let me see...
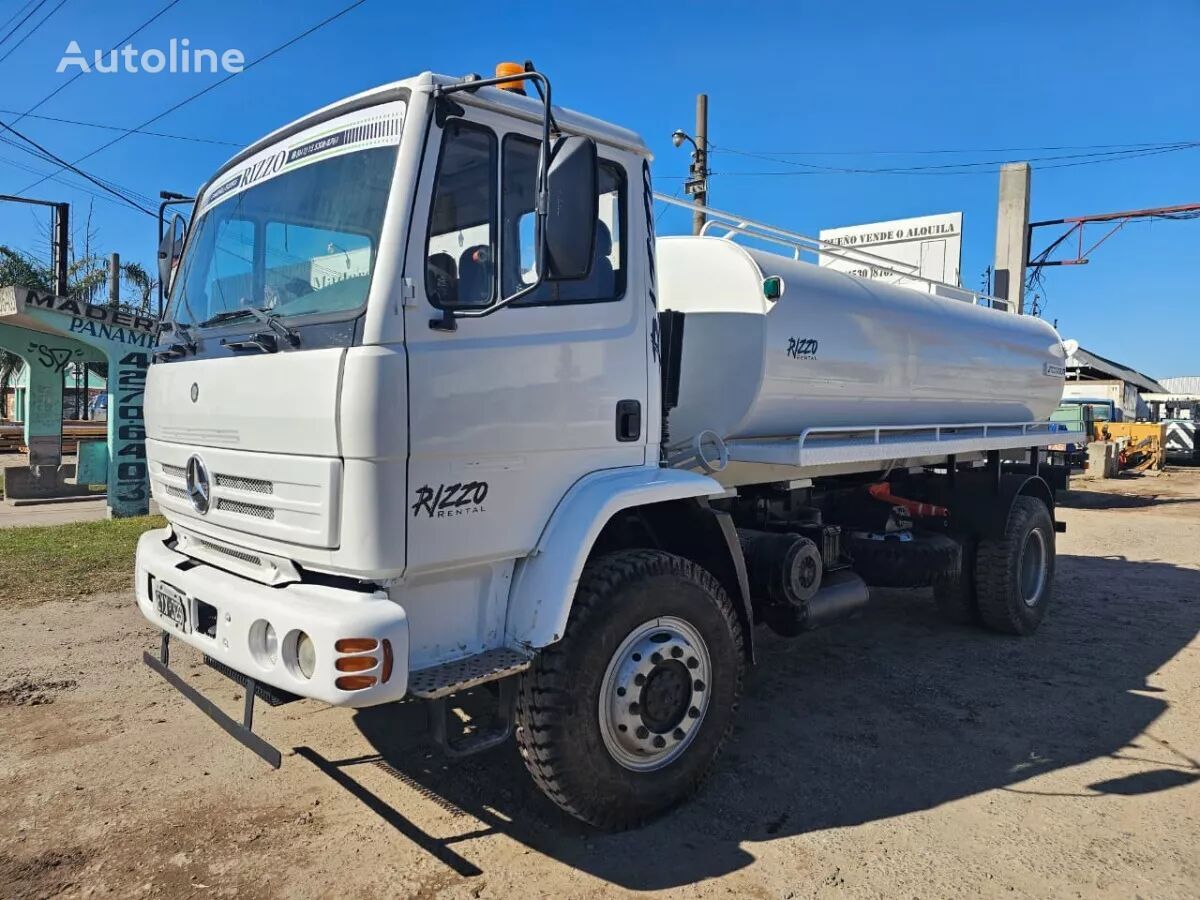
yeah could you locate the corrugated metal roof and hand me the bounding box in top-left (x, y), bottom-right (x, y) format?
top-left (1161, 376), bottom-right (1200, 394)
top-left (1065, 347), bottom-right (1165, 393)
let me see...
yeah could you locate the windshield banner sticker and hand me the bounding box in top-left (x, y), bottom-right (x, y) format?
top-left (199, 101), bottom-right (405, 216)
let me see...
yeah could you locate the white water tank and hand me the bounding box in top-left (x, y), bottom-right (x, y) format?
top-left (658, 237), bottom-right (1068, 445)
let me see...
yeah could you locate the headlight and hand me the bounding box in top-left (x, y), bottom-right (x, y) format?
top-left (296, 632), bottom-right (315, 679)
top-left (249, 619), bottom-right (278, 667)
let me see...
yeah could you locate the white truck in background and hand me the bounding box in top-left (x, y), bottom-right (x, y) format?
top-left (136, 64), bottom-right (1082, 828)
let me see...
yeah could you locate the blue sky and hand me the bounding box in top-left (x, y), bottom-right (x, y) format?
top-left (0, 0), bottom-right (1196, 377)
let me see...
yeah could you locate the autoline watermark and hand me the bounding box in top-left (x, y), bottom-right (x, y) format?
top-left (57, 39), bottom-right (244, 74)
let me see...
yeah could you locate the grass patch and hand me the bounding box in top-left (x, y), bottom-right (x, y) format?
top-left (0, 515), bottom-right (165, 606)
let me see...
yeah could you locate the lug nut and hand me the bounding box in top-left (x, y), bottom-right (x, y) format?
top-left (688, 706), bottom-right (700, 718)
top-left (653, 735), bottom-right (666, 749)
top-left (671, 646), bottom-right (683, 658)
top-left (694, 679), bottom-right (705, 692)
top-left (651, 651), bottom-right (663, 664)
top-left (634, 673), bottom-right (646, 686)
top-left (673, 728), bottom-right (685, 740)
top-left (629, 702), bottom-right (640, 714)
top-left (687, 657), bottom-right (699, 669)
top-left (636, 726), bottom-right (649, 739)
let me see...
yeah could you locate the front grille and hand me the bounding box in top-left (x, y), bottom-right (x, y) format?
top-left (164, 484), bottom-right (188, 501)
top-left (195, 536), bottom-right (263, 567)
top-left (215, 497), bottom-right (275, 520)
top-left (215, 473), bottom-right (273, 495)
top-left (161, 463), bottom-right (185, 479)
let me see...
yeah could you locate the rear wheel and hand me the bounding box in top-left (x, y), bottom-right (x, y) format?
top-left (975, 496), bottom-right (1055, 635)
top-left (514, 549), bottom-right (744, 829)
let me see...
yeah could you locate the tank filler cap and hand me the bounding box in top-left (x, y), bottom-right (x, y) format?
top-left (1061, 338), bottom-right (1079, 358)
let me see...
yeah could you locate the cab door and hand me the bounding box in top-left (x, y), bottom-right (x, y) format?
top-left (402, 105), bottom-right (649, 576)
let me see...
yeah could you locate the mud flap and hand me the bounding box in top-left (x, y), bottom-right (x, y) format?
top-left (142, 631), bottom-right (283, 768)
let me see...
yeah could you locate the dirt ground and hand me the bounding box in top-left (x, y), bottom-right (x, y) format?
top-left (2, 470), bottom-right (1198, 899)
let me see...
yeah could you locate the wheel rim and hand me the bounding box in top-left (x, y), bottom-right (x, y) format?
top-left (598, 616), bottom-right (712, 772)
top-left (1018, 528), bottom-right (1048, 608)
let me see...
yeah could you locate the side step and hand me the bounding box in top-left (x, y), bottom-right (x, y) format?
top-left (411, 648), bottom-right (534, 759)
top-left (408, 647), bottom-right (533, 700)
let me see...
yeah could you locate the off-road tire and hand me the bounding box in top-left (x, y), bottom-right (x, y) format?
top-left (847, 531), bottom-right (960, 588)
top-left (514, 549), bottom-right (744, 830)
top-left (975, 496), bottom-right (1055, 636)
top-left (932, 536), bottom-right (980, 625)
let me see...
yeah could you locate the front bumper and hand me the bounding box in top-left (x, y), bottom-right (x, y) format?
top-left (135, 527), bottom-right (409, 707)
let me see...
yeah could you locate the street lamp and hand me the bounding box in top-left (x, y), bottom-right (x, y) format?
top-left (670, 125), bottom-right (708, 235)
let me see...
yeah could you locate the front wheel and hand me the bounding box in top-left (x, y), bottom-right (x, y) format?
top-left (514, 549), bottom-right (744, 829)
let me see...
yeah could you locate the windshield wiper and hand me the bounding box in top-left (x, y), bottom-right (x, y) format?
top-left (200, 306), bottom-right (300, 347)
top-left (156, 320), bottom-right (198, 359)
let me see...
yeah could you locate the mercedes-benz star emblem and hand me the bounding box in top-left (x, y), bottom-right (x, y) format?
top-left (185, 455), bottom-right (211, 515)
top-left (190, 383), bottom-right (199, 403)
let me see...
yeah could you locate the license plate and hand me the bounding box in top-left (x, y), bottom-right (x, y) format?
top-left (154, 581), bottom-right (189, 632)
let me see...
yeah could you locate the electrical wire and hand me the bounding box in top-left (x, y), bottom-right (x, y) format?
top-left (0, 133), bottom-right (158, 208)
top-left (0, 0), bottom-right (47, 50)
top-left (709, 142), bottom-right (1200, 176)
top-left (0, 0), bottom-right (39, 36)
top-left (0, 0), bottom-right (66, 64)
top-left (14, 0), bottom-right (370, 197)
top-left (0, 120), bottom-right (155, 214)
top-left (7, 0), bottom-right (184, 126)
top-left (0, 108), bottom-right (242, 146)
top-left (714, 140), bottom-right (1199, 157)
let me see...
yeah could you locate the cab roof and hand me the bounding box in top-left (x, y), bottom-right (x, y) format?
top-left (209, 70), bottom-right (650, 187)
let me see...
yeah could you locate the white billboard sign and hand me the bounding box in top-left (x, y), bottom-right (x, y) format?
top-left (819, 212), bottom-right (963, 292)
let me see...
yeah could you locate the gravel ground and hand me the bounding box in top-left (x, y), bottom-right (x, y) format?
top-left (1, 469), bottom-right (1198, 899)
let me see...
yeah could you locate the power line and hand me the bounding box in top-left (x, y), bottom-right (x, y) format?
top-left (0, 0), bottom-right (66, 64)
top-left (8, 0), bottom-right (184, 126)
top-left (0, 132), bottom-right (158, 208)
top-left (706, 143), bottom-right (1200, 178)
top-left (0, 119), bottom-right (155, 214)
top-left (14, 0), bottom-right (370, 197)
top-left (712, 140), bottom-right (1199, 158)
top-left (0, 0), bottom-right (47, 50)
top-left (0, 108), bottom-right (242, 146)
top-left (0, 1), bottom-right (40, 36)
top-left (711, 142), bottom-right (1200, 175)
top-left (0, 148), bottom-right (153, 214)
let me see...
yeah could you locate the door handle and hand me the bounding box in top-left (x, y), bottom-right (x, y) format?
top-left (616, 400), bottom-right (641, 442)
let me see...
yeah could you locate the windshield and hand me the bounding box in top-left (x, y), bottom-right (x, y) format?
top-left (168, 129), bottom-right (400, 330)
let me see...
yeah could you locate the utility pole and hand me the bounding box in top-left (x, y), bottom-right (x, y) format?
top-left (692, 93), bottom-right (708, 236)
top-left (993, 162), bottom-right (1031, 313)
top-left (108, 252), bottom-right (120, 309)
top-left (52, 202), bottom-right (68, 296)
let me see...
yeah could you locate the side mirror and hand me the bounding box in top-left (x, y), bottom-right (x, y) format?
top-left (543, 135), bottom-right (598, 281)
top-left (158, 213), bottom-right (187, 295)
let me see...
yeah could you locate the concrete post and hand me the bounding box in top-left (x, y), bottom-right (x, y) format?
top-left (993, 162), bottom-right (1031, 314)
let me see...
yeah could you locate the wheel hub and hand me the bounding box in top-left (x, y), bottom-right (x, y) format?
top-left (1019, 527), bottom-right (1048, 608)
top-left (599, 617), bottom-right (712, 771)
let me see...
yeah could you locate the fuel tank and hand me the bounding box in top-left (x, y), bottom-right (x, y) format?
top-left (657, 237), bottom-right (1068, 445)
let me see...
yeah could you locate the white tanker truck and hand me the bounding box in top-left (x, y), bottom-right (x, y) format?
top-left (137, 64), bottom-right (1082, 828)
